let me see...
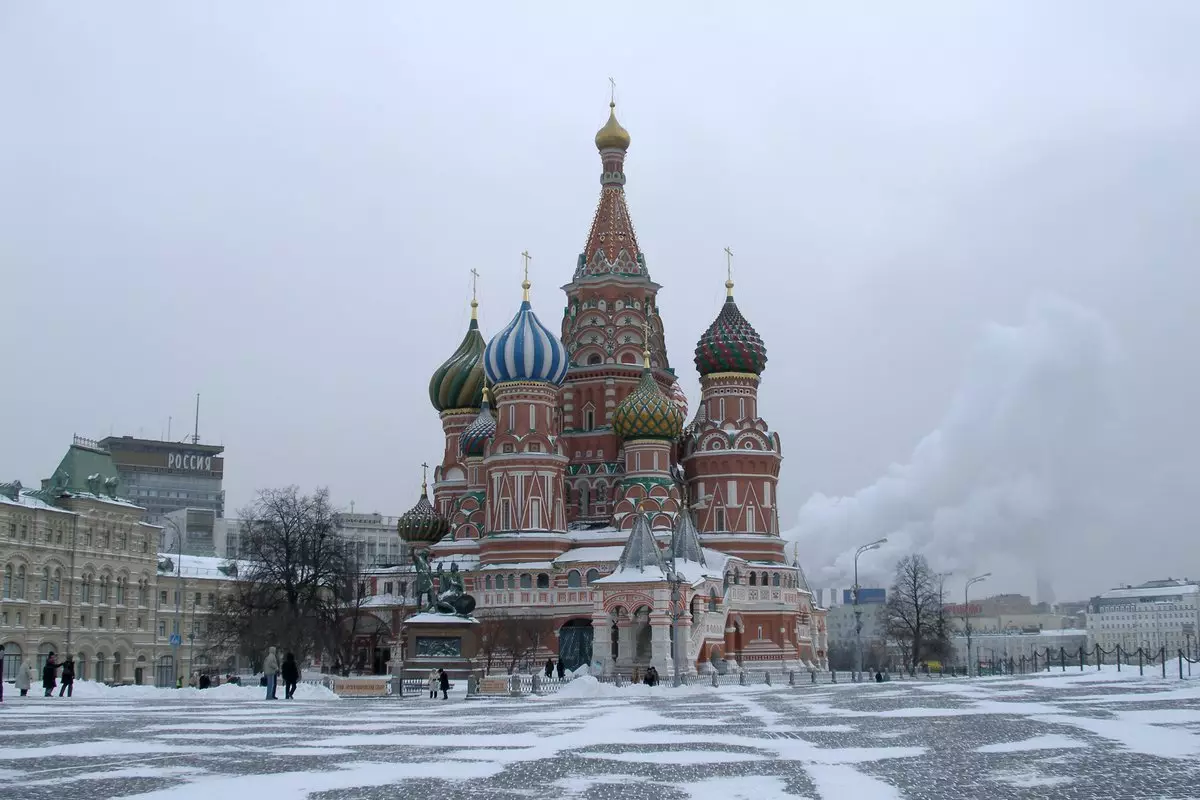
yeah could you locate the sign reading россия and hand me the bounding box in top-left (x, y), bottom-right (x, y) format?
top-left (167, 453), bottom-right (215, 471)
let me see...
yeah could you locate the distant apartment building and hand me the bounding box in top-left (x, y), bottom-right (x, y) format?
top-left (1087, 579), bottom-right (1200, 656)
top-left (97, 435), bottom-right (225, 523)
top-left (334, 512), bottom-right (407, 568)
top-left (817, 587), bottom-right (892, 670)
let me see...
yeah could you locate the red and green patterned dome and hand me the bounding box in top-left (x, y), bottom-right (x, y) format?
top-left (694, 282), bottom-right (767, 376)
top-left (397, 485), bottom-right (450, 545)
top-left (613, 360), bottom-right (685, 440)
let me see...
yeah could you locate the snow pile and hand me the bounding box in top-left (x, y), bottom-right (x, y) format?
top-left (64, 680), bottom-right (338, 701)
top-left (556, 675), bottom-right (652, 699)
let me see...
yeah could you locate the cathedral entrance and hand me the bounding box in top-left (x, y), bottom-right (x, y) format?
top-left (558, 619), bottom-right (593, 671)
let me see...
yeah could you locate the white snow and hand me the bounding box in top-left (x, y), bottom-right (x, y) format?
top-left (976, 734), bottom-right (1087, 753)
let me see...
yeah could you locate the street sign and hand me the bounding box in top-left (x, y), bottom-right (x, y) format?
top-left (169, 634), bottom-right (182, 646)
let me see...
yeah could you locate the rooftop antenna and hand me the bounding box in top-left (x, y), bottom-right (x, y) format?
top-left (192, 393), bottom-right (200, 444)
top-left (167, 416), bottom-right (172, 442)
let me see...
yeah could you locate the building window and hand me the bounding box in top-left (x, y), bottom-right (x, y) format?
top-left (2, 564), bottom-right (10, 598)
top-left (567, 570), bottom-right (582, 588)
top-left (585, 410), bottom-right (595, 431)
top-left (15, 566), bottom-right (25, 598)
top-left (749, 572), bottom-right (757, 586)
top-left (507, 575), bottom-right (515, 590)
top-left (40, 568), bottom-right (50, 601)
top-left (586, 569), bottom-right (599, 585)
top-left (194, 592), bottom-right (201, 606)
top-left (536, 573), bottom-right (550, 589)
top-left (485, 575), bottom-right (492, 590)
top-left (520, 574), bottom-right (531, 590)
top-left (81, 577), bottom-right (92, 604)
top-left (159, 590), bottom-right (168, 606)
top-left (115, 578), bottom-right (126, 605)
top-left (97, 615), bottom-right (104, 628)
top-left (773, 573), bottom-right (780, 587)
top-left (158, 621), bottom-right (166, 637)
top-left (715, 508), bottom-right (726, 531)
top-left (51, 569), bottom-right (61, 601)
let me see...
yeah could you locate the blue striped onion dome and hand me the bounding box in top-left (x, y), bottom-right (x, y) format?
top-left (428, 309), bottom-right (486, 412)
top-left (459, 388), bottom-right (497, 458)
top-left (484, 290), bottom-right (569, 386)
top-left (613, 362), bottom-right (685, 440)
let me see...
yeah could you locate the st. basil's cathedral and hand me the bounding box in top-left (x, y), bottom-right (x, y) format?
top-left (393, 101), bottom-right (827, 676)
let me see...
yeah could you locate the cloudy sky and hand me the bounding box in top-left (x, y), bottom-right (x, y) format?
top-left (2, 2), bottom-right (1197, 598)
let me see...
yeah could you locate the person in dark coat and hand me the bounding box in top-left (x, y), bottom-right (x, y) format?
top-left (438, 667), bottom-right (450, 700)
top-left (199, 673), bottom-right (211, 690)
top-left (875, 671), bottom-right (883, 683)
top-left (42, 652), bottom-right (58, 697)
top-left (281, 652), bottom-right (300, 700)
top-left (58, 657), bottom-right (75, 697)
top-left (556, 660), bottom-right (566, 680)
top-left (544, 659), bottom-right (553, 678)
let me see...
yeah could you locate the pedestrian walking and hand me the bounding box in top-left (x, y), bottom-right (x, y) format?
top-left (263, 646), bottom-right (280, 699)
top-left (544, 659), bottom-right (553, 678)
top-left (281, 652), bottom-right (299, 700)
top-left (427, 668), bottom-right (438, 699)
top-left (42, 652), bottom-right (58, 697)
top-left (556, 660), bottom-right (565, 680)
top-left (59, 657), bottom-right (75, 697)
top-left (15, 661), bottom-right (32, 696)
top-left (438, 667), bottom-right (450, 700)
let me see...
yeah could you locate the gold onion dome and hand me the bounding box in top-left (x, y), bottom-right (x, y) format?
top-left (613, 351), bottom-right (685, 440)
top-left (397, 483), bottom-right (450, 545)
top-left (595, 101), bottom-right (631, 151)
top-left (428, 301), bottom-right (486, 413)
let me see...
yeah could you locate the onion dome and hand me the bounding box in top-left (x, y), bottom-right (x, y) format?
top-left (428, 299), bottom-right (486, 412)
top-left (694, 279), bottom-right (767, 376)
top-left (613, 349), bottom-right (686, 440)
top-left (668, 379), bottom-right (689, 418)
top-left (459, 385), bottom-right (497, 458)
top-left (595, 101), bottom-right (631, 151)
top-left (397, 479), bottom-right (450, 545)
top-left (484, 278), bottom-right (569, 386)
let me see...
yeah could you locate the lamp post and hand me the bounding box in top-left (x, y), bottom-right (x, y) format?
top-left (160, 517), bottom-right (183, 687)
top-left (853, 538), bottom-right (888, 682)
top-left (667, 547), bottom-right (685, 687)
top-left (964, 572), bottom-right (991, 677)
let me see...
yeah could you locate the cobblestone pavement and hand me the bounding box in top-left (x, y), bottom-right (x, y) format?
top-left (1, 669), bottom-right (1199, 799)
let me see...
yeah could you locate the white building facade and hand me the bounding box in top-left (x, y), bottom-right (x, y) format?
top-left (1087, 579), bottom-right (1200, 657)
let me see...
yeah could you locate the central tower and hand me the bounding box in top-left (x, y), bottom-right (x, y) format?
top-left (560, 101), bottom-right (685, 526)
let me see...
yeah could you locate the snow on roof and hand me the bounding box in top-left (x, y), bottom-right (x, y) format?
top-left (1098, 584), bottom-right (1200, 600)
top-left (157, 553), bottom-right (243, 580)
top-left (360, 593), bottom-right (413, 608)
top-left (567, 527), bottom-right (624, 542)
top-left (553, 546), bottom-right (626, 565)
top-left (477, 561), bottom-right (554, 571)
top-left (595, 565), bottom-right (669, 584)
top-left (64, 491), bottom-right (145, 510)
top-left (0, 491), bottom-right (75, 514)
top-left (431, 555), bottom-right (480, 571)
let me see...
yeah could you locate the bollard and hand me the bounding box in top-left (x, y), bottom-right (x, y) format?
top-left (789, 670), bottom-right (796, 687)
top-left (739, 671), bottom-right (747, 686)
top-left (712, 672), bottom-right (719, 688)
top-left (765, 671), bottom-right (772, 686)
top-left (831, 671), bottom-right (837, 684)
top-left (467, 675), bottom-right (478, 696)
top-left (510, 674), bottom-right (521, 696)
top-left (810, 670), bottom-right (816, 684)
top-left (531, 673), bottom-right (541, 694)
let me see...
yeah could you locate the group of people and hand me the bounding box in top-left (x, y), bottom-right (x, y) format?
top-left (426, 667), bottom-right (451, 699)
top-left (543, 658), bottom-right (567, 680)
top-left (0, 650), bottom-right (75, 699)
top-left (261, 646), bottom-right (301, 700)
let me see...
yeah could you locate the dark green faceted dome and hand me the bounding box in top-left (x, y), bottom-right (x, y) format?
top-left (429, 311), bottom-right (486, 413)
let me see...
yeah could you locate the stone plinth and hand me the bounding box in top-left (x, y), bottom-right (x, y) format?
top-left (396, 612), bottom-right (480, 688)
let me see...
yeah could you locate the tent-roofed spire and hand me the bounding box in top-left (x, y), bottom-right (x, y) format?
top-left (613, 512), bottom-right (665, 575)
top-left (670, 509), bottom-right (705, 565)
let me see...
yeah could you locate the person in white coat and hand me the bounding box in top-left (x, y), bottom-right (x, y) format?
top-left (263, 647), bottom-right (280, 700)
top-left (427, 668), bottom-right (438, 700)
top-left (14, 661), bottom-right (32, 696)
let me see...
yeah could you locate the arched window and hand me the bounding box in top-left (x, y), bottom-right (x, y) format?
top-left (95, 652), bottom-right (106, 683)
top-left (484, 575), bottom-right (492, 590)
top-left (51, 569), bottom-right (62, 601)
top-left (759, 572), bottom-right (768, 586)
top-left (2, 564), bottom-right (10, 598)
top-left (115, 577), bottom-right (125, 605)
top-left (567, 570), bottom-right (582, 588)
top-left (41, 568), bottom-right (50, 600)
top-left (507, 575), bottom-right (515, 590)
top-left (520, 574), bottom-right (532, 590)
top-left (733, 568), bottom-right (740, 585)
top-left (709, 588), bottom-right (719, 611)
top-left (585, 569), bottom-right (600, 585)
top-left (80, 575), bottom-right (92, 604)
top-left (536, 574), bottom-right (550, 589)
top-left (587, 353), bottom-right (602, 366)
top-left (748, 572), bottom-right (756, 586)
top-left (99, 575), bottom-right (110, 604)
top-left (772, 573), bottom-right (780, 587)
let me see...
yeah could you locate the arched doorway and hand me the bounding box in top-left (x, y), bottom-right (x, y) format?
top-left (557, 619), bottom-right (593, 671)
top-left (135, 654), bottom-right (147, 685)
top-left (633, 606), bottom-right (652, 662)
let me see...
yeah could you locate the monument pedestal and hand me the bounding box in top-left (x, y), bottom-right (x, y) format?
top-left (396, 612), bottom-right (480, 690)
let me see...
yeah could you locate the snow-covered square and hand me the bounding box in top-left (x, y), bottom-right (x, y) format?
top-left (2, 669), bottom-right (1199, 799)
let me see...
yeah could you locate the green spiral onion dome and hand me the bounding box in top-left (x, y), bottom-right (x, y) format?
top-left (694, 280), bottom-right (767, 376)
top-left (397, 485), bottom-right (450, 544)
top-left (459, 386), bottom-right (497, 458)
top-left (613, 355), bottom-right (686, 440)
top-left (428, 301), bottom-right (486, 412)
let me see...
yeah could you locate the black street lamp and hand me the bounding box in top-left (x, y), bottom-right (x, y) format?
top-left (853, 539), bottom-right (887, 682)
top-left (965, 573), bottom-right (991, 677)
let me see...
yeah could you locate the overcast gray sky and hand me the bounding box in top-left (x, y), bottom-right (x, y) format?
top-left (2, 2), bottom-right (1197, 599)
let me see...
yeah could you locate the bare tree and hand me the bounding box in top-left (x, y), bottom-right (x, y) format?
top-left (475, 612), bottom-right (556, 674)
top-left (885, 554), bottom-right (941, 670)
top-left (208, 487), bottom-right (353, 664)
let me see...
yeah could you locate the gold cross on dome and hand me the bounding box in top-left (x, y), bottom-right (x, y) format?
top-left (609, 76), bottom-right (616, 104)
top-left (521, 250), bottom-right (532, 282)
top-left (469, 268), bottom-right (479, 303)
top-left (421, 462), bottom-right (430, 491)
top-left (724, 246), bottom-right (734, 282)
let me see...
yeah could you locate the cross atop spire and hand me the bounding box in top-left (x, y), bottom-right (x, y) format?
top-left (642, 317), bottom-right (652, 368)
top-left (469, 268), bottom-right (480, 319)
top-left (420, 462), bottom-right (430, 492)
top-left (521, 250), bottom-right (532, 301)
top-left (724, 247), bottom-right (735, 297)
top-left (608, 76), bottom-right (616, 105)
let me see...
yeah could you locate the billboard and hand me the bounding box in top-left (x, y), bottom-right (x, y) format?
top-left (944, 603), bottom-right (982, 617)
top-left (843, 588), bottom-right (887, 605)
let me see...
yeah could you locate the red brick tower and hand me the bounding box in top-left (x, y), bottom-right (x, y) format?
top-left (559, 101), bottom-right (681, 527)
top-left (682, 271), bottom-right (785, 563)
